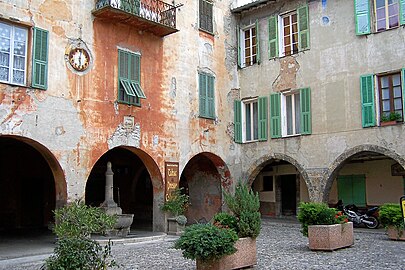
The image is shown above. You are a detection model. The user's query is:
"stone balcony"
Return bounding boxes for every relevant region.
[93,0,179,37]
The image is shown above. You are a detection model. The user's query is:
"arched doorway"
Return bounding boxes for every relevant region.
[85,147,156,231]
[249,156,309,217]
[181,152,231,224]
[326,146,405,207]
[0,135,65,231]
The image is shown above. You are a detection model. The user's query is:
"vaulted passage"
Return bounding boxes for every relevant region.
[85,147,153,231]
[181,153,230,224]
[251,159,309,217]
[0,136,56,231]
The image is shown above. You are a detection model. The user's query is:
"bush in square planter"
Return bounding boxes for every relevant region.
[161,187,189,235]
[298,202,353,251]
[379,203,405,241]
[174,182,261,270]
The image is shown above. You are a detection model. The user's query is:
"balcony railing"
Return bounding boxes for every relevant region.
[94,0,179,37]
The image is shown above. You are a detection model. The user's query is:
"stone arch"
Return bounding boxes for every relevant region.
[180,152,232,224]
[246,153,310,190]
[0,135,66,229]
[85,146,164,231]
[324,144,405,202]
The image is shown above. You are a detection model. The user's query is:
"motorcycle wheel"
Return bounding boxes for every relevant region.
[364,216,379,229]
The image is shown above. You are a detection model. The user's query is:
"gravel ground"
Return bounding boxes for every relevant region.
[1,219,404,270]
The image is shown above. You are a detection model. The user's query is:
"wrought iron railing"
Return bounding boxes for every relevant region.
[95,0,177,29]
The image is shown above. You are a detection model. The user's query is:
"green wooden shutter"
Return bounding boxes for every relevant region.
[270,93,281,138]
[297,5,310,51]
[258,96,268,141]
[207,75,215,118]
[360,74,376,127]
[400,0,405,25]
[199,73,207,117]
[300,88,311,135]
[402,69,405,118]
[354,0,371,35]
[237,26,241,68]
[234,100,242,143]
[268,16,278,59]
[32,27,48,90]
[255,19,260,64]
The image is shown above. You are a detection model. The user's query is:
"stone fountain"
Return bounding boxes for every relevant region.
[100,161,134,237]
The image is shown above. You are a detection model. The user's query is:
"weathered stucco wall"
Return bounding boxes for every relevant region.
[234,0,405,201]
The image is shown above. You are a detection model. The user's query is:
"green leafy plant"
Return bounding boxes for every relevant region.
[161,187,189,216]
[297,202,348,237]
[381,112,402,122]
[213,212,238,232]
[174,223,238,262]
[379,203,404,233]
[42,201,118,270]
[223,182,261,238]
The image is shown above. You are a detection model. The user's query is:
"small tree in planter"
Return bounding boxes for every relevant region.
[379,203,405,240]
[298,202,352,251]
[161,187,189,235]
[42,201,118,270]
[174,182,260,270]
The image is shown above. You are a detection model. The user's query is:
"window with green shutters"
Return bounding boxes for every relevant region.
[337,175,366,207]
[360,70,405,127]
[267,5,309,59]
[234,97,268,143]
[199,72,215,119]
[238,21,260,68]
[355,0,405,35]
[118,49,146,106]
[270,88,311,138]
[199,0,213,33]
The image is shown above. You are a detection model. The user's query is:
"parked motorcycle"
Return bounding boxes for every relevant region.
[336,200,379,229]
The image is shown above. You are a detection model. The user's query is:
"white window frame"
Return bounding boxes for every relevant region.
[374,0,400,32]
[239,25,257,68]
[0,22,28,86]
[278,11,299,57]
[242,98,259,142]
[281,90,301,137]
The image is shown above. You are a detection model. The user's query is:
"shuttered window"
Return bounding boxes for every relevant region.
[32,27,48,89]
[238,22,260,68]
[360,74,376,127]
[267,4,309,58]
[355,0,371,35]
[118,49,146,106]
[199,0,213,33]
[234,97,268,143]
[199,72,215,119]
[300,88,312,134]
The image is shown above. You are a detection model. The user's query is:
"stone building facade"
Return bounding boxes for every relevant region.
[0,0,404,233]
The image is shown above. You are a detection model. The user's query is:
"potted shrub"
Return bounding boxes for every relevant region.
[379,203,405,240]
[42,201,118,270]
[298,202,353,251]
[381,112,402,126]
[174,182,260,270]
[161,187,189,235]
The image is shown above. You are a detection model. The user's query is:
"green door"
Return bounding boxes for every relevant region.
[337,175,366,206]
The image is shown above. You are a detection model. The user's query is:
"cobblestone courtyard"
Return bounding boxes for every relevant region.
[1,219,404,270]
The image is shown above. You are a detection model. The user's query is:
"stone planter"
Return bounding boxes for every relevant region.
[167,217,185,235]
[387,226,405,241]
[308,222,354,251]
[105,214,134,237]
[196,237,257,270]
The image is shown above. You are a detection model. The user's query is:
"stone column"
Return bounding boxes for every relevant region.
[100,161,122,215]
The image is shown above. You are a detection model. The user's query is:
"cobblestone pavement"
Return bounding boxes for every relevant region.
[1,219,404,270]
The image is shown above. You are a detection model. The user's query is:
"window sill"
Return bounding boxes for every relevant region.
[198,115,216,120]
[198,28,214,36]
[117,100,141,107]
[380,120,402,127]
